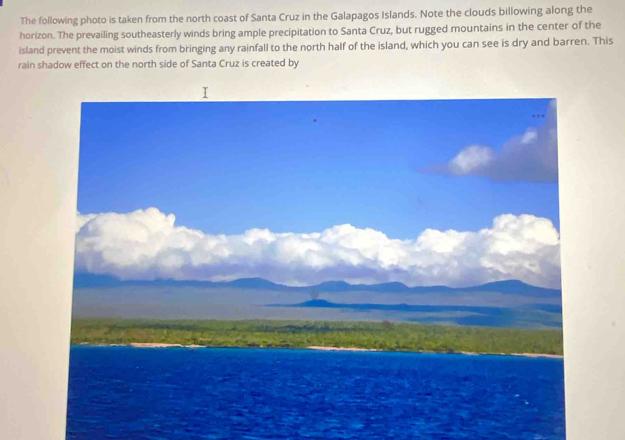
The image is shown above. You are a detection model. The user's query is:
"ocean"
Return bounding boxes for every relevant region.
[66,346,565,439]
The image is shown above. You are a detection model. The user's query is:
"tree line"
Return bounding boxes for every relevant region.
[70,318,563,355]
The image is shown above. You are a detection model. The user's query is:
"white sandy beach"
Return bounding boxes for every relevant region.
[306,346,380,352]
[129,343,202,348]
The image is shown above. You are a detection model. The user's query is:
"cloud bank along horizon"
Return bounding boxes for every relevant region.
[74,208,561,289]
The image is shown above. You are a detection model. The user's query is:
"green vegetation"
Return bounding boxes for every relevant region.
[71,318,563,355]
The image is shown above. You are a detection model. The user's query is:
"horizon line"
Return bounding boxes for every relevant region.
[73,273,562,291]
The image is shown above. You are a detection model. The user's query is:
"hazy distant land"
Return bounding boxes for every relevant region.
[72,275,562,329]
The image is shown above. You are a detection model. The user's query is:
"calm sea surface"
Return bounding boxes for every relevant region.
[66,347,565,439]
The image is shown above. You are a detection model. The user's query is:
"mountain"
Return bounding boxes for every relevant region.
[296,299,337,308]
[460,280,561,297]
[313,281,353,292]
[228,277,286,290]
[284,299,417,311]
[354,282,412,293]
[276,299,562,314]
[72,273,288,290]
[73,273,560,298]
[269,299,563,328]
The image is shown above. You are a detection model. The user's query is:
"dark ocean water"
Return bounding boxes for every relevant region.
[66,347,565,440]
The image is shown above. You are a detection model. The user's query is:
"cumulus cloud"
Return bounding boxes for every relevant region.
[428,100,558,182]
[74,208,561,289]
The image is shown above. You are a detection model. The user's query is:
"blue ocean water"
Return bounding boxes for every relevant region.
[66,347,565,439]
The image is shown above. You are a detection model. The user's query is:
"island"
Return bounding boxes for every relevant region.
[71,318,563,357]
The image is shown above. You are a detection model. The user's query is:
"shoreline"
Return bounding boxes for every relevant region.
[76,343,562,358]
[307,345,382,352]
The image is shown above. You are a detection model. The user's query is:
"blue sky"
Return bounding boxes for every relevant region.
[78,99,559,239]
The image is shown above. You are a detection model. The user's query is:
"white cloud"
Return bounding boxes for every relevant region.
[448,145,495,175]
[430,100,558,182]
[74,208,561,289]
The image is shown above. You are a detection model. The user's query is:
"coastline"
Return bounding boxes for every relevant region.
[307,345,382,352]
[76,342,562,358]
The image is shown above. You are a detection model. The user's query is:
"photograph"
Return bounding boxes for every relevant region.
[67,98,564,439]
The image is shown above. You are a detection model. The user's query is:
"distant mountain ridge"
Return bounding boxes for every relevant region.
[73,273,561,298]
